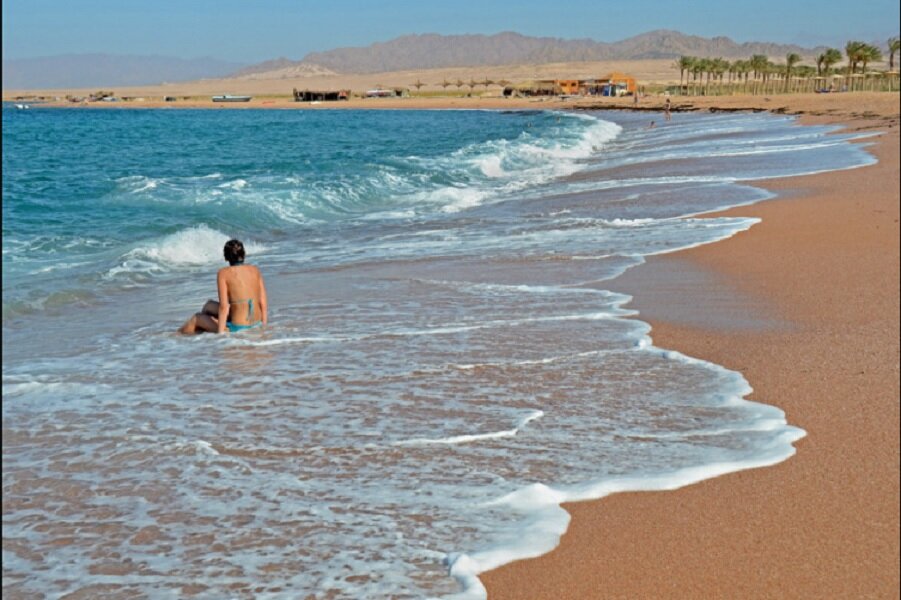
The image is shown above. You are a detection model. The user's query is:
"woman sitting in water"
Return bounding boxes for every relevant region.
[179,239,268,334]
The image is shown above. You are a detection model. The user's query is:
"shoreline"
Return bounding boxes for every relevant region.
[482,97,900,597]
[5,91,899,118]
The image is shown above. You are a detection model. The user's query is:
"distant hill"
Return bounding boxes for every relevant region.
[2,54,245,90]
[229,58,337,80]
[603,30,822,60]
[287,30,823,75]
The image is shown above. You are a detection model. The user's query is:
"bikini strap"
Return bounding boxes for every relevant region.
[228,298,254,321]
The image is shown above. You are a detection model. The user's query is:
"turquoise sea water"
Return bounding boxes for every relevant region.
[2,105,875,598]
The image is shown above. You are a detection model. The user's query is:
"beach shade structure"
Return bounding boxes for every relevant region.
[294,88,350,102]
[502,80,558,97]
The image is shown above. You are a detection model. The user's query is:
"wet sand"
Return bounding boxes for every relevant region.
[482,97,900,597]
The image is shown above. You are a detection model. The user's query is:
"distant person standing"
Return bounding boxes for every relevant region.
[664,98,672,122]
[633,90,640,105]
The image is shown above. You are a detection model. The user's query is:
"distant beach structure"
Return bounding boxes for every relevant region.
[502,73,638,97]
[293,88,350,102]
[365,87,409,98]
[211,95,252,102]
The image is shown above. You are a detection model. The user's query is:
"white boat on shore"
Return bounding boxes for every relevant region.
[211,95,252,103]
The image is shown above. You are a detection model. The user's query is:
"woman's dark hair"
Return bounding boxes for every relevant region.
[224,239,246,266]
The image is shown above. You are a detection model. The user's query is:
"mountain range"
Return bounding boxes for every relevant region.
[4,30,826,90]
[297,30,824,74]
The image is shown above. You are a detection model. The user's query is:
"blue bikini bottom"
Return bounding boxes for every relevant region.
[226,321,262,333]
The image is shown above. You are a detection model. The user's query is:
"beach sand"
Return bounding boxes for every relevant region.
[482,95,900,598]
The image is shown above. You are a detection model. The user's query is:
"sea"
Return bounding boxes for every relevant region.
[1,104,876,599]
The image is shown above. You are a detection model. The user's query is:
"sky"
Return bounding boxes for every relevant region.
[3,0,898,64]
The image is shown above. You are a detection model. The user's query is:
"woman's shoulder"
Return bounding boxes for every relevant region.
[218,264,261,279]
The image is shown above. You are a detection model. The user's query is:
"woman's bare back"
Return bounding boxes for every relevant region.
[219,264,267,326]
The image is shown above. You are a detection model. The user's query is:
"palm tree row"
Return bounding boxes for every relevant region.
[673,37,899,96]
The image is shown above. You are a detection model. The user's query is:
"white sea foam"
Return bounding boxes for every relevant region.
[395,410,544,446]
[107,225,269,277]
[447,432,806,600]
[218,178,248,190]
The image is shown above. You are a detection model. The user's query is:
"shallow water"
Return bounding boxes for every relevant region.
[2,106,875,598]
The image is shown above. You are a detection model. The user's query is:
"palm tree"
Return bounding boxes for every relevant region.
[845,40,867,89]
[889,37,900,71]
[749,54,768,79]
[711,58,729,94]
[727,60,738,85]
[734,60,752,92]
[764,61,779,93]
[859,44,882,74]
[845,41,863,90]
[454,79,464,92]
[481,77,494,90]
[412,79,426,94]
[693,58,711,94]
[817,48,842,76]
[784,53,801,92]
[749,54,768,94]
[676,55,695,88]
[439,78,451,92]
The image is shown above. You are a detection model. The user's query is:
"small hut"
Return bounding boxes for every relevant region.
[294,88,350,102]
[586,73,637,96]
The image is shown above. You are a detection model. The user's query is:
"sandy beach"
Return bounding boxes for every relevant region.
[482,94,900,598]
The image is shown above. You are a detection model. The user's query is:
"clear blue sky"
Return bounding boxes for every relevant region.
[3,0,898,63]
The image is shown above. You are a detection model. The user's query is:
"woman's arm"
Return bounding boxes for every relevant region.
[258,269,268,326]
[217,270,230,334]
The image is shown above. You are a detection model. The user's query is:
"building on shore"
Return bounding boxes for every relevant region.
[504,75,638,97]
[582,73,638,96]
[555,79,581,95]
[293,88,350,102]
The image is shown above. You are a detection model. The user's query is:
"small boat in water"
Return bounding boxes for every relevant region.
[211,95,252,103]
[15,103,30,109]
